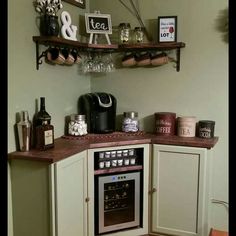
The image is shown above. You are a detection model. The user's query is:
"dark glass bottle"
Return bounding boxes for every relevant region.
[33,97,51,147]
[35,97,51,126]
[36,120,54,150]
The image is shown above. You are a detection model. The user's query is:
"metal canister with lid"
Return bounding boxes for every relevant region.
[68,114,88,136]
[198,120,215,138]
[122,111,139,132]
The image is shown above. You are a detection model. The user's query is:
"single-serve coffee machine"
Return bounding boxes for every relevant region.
[78,92,117,133]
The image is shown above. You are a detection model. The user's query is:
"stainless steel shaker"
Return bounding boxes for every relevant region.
[17,111,31,151]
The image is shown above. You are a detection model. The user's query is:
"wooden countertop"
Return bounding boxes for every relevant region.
[8,132,219,163]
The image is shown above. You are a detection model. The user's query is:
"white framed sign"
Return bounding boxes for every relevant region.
[85,13,112,34]
[158,16,177,43]
[63,0,85,9]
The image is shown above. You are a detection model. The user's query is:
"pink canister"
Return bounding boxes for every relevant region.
[177,116,196,137]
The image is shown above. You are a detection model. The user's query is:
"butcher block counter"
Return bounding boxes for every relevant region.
[8,131,219,163]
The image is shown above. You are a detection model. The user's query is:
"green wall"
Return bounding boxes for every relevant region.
[90,0,228,232]
[8,1,90,235]
[8,0,228,234]
[8,0,91,153]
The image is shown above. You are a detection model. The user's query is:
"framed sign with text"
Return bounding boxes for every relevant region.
[63,0,85,9]
[157,16,177,43]
[85,13,112,34]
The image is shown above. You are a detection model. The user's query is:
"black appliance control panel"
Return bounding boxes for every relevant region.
[94,147,144,170]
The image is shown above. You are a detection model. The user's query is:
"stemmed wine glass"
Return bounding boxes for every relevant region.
[82,52,94,73]
[104,53,115,72]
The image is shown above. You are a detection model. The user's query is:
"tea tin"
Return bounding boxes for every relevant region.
[177,116,196,137]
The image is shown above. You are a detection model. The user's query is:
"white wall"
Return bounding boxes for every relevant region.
[90,0,228,232]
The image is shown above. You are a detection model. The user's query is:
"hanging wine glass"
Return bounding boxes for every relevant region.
[105,53,115,72]
[82,52,94,73]
[93,52,106,73]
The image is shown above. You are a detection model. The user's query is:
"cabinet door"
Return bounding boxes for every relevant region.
[151,144,209,236]
[52,151,88,236]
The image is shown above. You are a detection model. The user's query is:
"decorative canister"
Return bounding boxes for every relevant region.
[122,111,139,132]
[198,120,215,138]
[68,114,88,136]
[177,116,196,137]
[155,112,176,136]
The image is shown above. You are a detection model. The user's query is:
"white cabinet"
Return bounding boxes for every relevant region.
[51,151,88,236]
[150,144,212,236]
[9,150,89,236]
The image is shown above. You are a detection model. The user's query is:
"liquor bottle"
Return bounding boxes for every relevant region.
[35,97,51,126]
[33,97,51,147]
[36,120,54,150]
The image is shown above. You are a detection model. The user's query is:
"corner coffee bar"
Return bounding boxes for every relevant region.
[8,93,219,236]
[8,0,228,235]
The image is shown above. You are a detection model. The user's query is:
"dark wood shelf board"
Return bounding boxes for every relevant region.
[32,36,118,50]
[32,36,185,51]
[32,36,186,71]
[151,135,219,149]
[118,42,186,50]
[8,133,219,163]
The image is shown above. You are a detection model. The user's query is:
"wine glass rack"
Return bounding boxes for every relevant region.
[32,36,186,71]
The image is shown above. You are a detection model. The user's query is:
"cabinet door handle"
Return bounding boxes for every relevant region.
[85,197,90,202]
[152,188,157,193]
[149,188,157,194]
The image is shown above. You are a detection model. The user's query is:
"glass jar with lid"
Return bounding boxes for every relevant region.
[122,111,139,132]
[118,23,131,44]
[68,114,88,136]
[133,27,144,43]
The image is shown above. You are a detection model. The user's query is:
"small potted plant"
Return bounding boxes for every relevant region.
[34,0,63,36]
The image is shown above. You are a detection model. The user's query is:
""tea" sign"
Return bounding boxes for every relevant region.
[85,13,112,34]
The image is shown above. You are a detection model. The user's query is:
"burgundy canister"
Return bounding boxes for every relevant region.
[155,112,176,136]
[198,120,215,138]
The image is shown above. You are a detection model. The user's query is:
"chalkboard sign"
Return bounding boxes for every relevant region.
[85,13,112,34]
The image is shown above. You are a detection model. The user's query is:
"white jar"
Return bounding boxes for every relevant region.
[177,116,196,137]
[68,114,88,136]
[122,111,139,132]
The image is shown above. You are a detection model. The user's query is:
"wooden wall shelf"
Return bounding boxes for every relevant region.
[32,36,186,71]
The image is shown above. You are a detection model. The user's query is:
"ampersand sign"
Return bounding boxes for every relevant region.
[60,11,77,41]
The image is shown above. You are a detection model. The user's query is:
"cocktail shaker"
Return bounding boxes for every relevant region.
[17,111,31,151]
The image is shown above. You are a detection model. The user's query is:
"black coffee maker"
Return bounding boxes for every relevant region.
[78,92,117,133]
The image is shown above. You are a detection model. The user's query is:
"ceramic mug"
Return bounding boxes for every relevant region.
[46,47,65,65]
[61,48,74,65]
[71,49,82,65]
